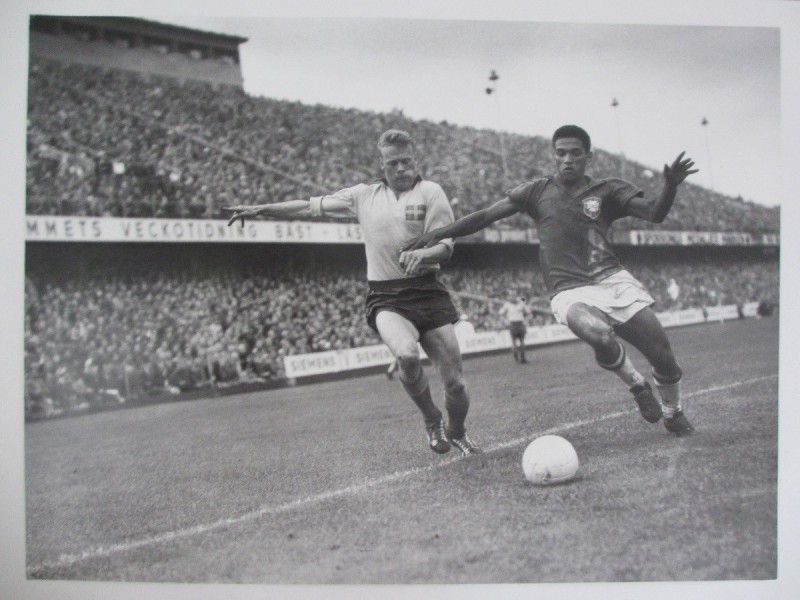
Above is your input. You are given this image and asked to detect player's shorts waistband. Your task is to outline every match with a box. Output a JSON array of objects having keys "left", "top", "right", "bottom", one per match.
[{"left": 367, "top": 272, "right": 437, "bottom": 291}]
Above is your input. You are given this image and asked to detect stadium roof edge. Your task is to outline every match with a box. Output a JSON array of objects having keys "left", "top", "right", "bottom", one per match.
[{"left": 31, "top": 15, "right": 249, "bottom": 46}]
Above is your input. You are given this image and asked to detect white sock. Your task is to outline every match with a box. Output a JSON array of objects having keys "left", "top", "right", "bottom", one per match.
[
  {"left": 612, "top": 350, "right": 646, "bottom": 389},
  {"left": 655, "top": 379, "right": 682, "bottom": 416}
]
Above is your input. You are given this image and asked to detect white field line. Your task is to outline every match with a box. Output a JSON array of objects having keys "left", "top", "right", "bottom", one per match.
[
  {"left": 27, "top": 374, "right": 777, "bottom": 575},
  {"left": 660, "top": 373, "right": 778, "bottom": 478}
]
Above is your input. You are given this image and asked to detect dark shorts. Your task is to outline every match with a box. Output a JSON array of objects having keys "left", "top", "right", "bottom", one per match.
[
  {"left": 366, "top": 272, "right": 459, "bottom": 335},
  {"left": 509, "top": 321, "right": 526, "bottom": 340}
]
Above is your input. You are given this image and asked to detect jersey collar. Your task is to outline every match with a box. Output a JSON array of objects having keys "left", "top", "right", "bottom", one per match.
[
  {"left": 375, "top": 175, "right": 423, "bottom": 188},
  {"left": 551, "top": 174, "right": 603, "bottom": 197}
]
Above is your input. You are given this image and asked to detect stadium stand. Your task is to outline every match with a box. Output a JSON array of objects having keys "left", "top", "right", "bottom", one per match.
[
  {"left": 23, "top": 19, "right": 780, "bottom": 419},
  {"left": 24, "top": 243, "right": 779, "bottom": 419},
  {"left": 26, "top": 56, "right": 779, "bottom": 233}
]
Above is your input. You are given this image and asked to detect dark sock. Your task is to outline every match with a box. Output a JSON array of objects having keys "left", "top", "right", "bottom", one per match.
[
  {"left": 445, "top": 389, "right": 470, "bottom": 438},
  {"left": 400, "top": 366, "right": 441, "bottom": 427}
]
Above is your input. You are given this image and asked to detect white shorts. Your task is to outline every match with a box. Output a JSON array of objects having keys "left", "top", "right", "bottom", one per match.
[{"left": 550, "top": 270, "right": 654, "bottom": 326}]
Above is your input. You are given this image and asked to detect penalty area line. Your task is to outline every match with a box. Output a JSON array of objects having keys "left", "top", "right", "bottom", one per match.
[{"left": 27, "top": 373, "right": 777, "bottom": 575}]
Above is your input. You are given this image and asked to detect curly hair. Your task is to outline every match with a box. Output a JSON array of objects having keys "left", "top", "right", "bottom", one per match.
[{"left": 552, "top": 125, "right": 591, "bottom": 152}]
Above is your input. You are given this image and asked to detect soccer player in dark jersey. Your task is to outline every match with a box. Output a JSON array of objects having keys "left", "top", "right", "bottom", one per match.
[
  {"left": 403, "top": 124, "right": 697, "bottom": 436},
  {"left": 224, "top": 129, "right": 481, "bottom": 455}
]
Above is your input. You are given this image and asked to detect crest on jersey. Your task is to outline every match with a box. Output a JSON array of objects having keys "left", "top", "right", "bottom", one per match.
[
  {"left": 405, "top": 204, "right": 426, "bottom": 221},
  {"left": 582, "top": 197, "right": 602, "bottom": 220}
]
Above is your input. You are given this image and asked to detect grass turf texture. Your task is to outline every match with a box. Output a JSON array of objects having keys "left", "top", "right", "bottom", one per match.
[{"left": 25, "top": 317, "right": 778, "bottom": 583}]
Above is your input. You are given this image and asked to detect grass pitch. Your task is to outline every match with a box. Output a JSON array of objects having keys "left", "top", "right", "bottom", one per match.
[{"left": 25, "top": 317, "right": 779, "bottom": 584}]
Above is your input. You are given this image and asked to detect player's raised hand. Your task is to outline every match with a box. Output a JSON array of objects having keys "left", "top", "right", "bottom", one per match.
[
  {"left": 223, "top": 205, "right": 259, "bottom": 227},
  {"left": 663, "top": 152, "right": 699, "bottom": 187},
  {"left": 400, "top": 231, "right": 439, "bottom": 252}
]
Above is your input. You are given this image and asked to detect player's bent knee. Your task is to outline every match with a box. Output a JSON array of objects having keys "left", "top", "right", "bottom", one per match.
[
  {"left": 597, "top": 326, "right": 617, "bottom": 347},
  {"left": 654, "top": 362, "right": 682, "bottom": 384},
  {"left": 581, "top": 322, "right": 616, "bottom": 350},
  {"left": 566, "top": 306, "right": 615, "bottom": 349},
  {"left": 396, "top": 352, "right": 421, "bottom": 374},
  {"left": 444, "top": 377, "right": 466, "bottom": 397}
]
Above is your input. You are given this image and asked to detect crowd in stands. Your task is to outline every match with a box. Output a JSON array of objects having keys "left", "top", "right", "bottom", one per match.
[
  {"left": 24, "top": 251, "right": 779, "bottom": 419},
  {"left": 23, "top": 55, "right": 781, "bottom": 419},
  {"left": 26, "top": 57, "right": 779, "bottom": 234}
]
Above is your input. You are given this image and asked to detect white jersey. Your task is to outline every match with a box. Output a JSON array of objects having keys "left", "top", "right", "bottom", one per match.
[
  {"left": 311, "top": 179, "right": 454, "bottom": 281},
  {"left": 499, "top": 301, "right": 528, "bottom": 323}
]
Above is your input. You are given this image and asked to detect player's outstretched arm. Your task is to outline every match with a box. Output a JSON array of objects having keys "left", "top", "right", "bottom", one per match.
[
  {"left": 224, "top": 200, "right": 312, "bottom": 227},
  {"left": 628, "top": 152, "right": 698, "bottom": 223},
  {"left": 224, "top": 194, "right": 354, "bottom": 227},
  {"left": 401, "top": 197, "right": 520, "bottom": 251}
]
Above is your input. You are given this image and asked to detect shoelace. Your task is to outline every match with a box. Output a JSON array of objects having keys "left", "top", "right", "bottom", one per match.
[
  {"left": 430, "top": 422, "right": 447, "bottom": 444},
  {"left": 451, "top": 434, "right": 472, "bottom": 451}
]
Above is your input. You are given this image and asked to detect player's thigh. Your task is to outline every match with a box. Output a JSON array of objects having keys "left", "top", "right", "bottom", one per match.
[
  {"left": 614, "top": 306, "right": 673, "bottom": 357},
  {"left": 374, "top": 309, "right": 421, "bottom": 358},
  {"left": 420, "top": 323, "right": 463, "bottom": 375},
  {"left": 565, "top": 302, "right": 613, "bottom": 343}
]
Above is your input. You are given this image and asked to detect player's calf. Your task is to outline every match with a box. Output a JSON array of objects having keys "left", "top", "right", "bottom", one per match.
[{"left": 595, "top": 343, "right": 660, "bottom": 422}]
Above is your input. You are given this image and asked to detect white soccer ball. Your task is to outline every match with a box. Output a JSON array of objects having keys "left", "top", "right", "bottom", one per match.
[{"left": 522, "top": 435, "right": 579, "bottom": 485}]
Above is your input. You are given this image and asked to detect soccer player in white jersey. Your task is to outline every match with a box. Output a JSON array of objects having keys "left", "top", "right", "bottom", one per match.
[
  {"left": 499, "top": 292, "right": 530, "bottom": 363},
  {"left": 224, "top": 130, "right": 480, "bottom": 455}
]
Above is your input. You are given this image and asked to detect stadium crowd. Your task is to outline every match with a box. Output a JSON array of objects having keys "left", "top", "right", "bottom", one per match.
[
  {"left": 24, "top": 56, "right": 780, "bottom": 419},
  {"left": 25, "top": 253, "right": 779, "bottom": 419},
  {"left": 27, "top": 57, "right": 779, "bottom": 234}
]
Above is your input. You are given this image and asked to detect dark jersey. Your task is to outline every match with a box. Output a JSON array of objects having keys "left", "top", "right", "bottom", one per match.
[{"left": 507, "top": 176, "right": 643, "bottom": 296}]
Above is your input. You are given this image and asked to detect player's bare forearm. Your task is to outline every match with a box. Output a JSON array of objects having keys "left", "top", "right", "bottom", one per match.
[
  {"left": 655, "top": 152, "right": 698, "bottom": 221},
  {"left": 224, "top": 200, "right": 311, "bottom": 227},
  {"left": 260, "top": 200, "right": 312, "bottom": 219},
  {"left": 417, "top": 243, "right": 451, "bottom": 264},
  {"left": 628, "top": 152, "right": 697, "bottom": 223},
  {"left": 403, "top": 201, "right": 516, "bottom": 251},
  {"left": 442, "top": 209, "right": 497, "bottom": 239},
  {"left": 647, "top": 182, "right": 679, "bottom": 223}
]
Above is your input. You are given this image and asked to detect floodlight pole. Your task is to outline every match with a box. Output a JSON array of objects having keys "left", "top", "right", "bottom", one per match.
[
  {"left": 486, "top": 70, "right": 509, "bottom": 185},
  {"left": 611, "top": 97, "right": 627, "bottom": 177},
  {"left": 701, "top": 117, "right": 715, "bottom": 192}
]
